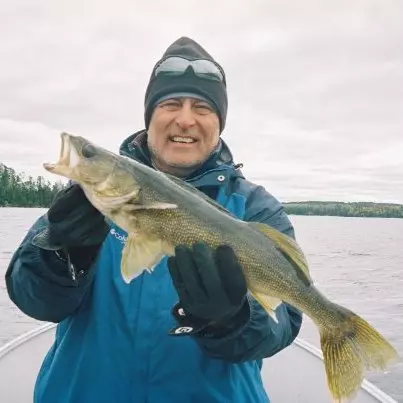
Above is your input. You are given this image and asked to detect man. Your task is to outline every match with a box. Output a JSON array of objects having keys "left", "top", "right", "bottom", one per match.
[{"left": 6, "top": 37, "right": 302, "bottom": 402}]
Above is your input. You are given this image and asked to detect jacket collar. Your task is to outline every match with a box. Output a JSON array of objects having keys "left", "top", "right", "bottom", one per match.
[{"left": 119, "top": 130, "right": 244, "bottom": 187}]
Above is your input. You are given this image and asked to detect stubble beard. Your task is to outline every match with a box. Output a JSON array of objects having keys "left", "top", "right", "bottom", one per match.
[{"left": 148, "top": 144, "right": 203, "bottom": 178}]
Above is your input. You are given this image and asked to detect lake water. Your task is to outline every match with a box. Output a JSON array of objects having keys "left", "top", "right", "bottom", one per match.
[{"left": 0, "top": 208, "right": 402, "bottom": 402}]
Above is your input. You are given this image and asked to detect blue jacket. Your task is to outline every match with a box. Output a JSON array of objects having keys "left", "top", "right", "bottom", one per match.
[{"left": 6, "top": 131, "right": 302, "bottom": 403}]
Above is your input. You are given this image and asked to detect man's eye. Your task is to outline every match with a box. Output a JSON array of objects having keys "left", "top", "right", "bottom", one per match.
[
  {"left": 194, "top": 104, "right": 212, "bottom": 114},
  {"left": 160, "top": 102, "right": 180, "bottom": 110}
]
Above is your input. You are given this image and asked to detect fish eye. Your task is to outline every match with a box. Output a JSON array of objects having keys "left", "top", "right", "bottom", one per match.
[{"left": 82, "top": 144, "right": 96, "bottom": 158}]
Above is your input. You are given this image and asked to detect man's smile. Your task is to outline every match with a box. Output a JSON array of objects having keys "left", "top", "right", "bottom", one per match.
[{"left": 168, "top": 135, "right": 198, "bottom": 145}]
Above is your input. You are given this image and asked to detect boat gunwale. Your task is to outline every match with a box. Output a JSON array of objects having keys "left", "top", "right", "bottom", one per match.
[
  {"left": 0, "top": 323, "right": 397, "bottom": 403},
  {"left": 0, "top": 323, "right": 56, "bottom": 360}
]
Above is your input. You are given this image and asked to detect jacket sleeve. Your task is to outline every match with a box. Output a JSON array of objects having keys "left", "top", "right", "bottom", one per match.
[
  {"left": 5, "top": 214, "right": 95, "bottom": 323},
  {"left": 195, "top": 184, "right": 303, "bottom": 362}
]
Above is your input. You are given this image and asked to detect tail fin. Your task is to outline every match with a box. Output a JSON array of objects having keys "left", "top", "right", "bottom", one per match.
[{"left": 319, "top": 309, "right": 400, "bottom": 402}]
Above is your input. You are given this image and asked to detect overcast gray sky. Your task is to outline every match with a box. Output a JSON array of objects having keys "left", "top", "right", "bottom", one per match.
[{"left": 1, "top": 0, "right": 402, "bottom": 203}]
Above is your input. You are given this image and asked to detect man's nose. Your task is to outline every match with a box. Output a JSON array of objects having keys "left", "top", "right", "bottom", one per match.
[{"left": 175, "top": 102, "right": 196, "bottom": 129}]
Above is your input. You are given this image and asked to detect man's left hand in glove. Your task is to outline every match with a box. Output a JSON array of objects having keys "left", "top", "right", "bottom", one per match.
[{"left": 167, "top": 242, "right": 250, "bottom": 337}]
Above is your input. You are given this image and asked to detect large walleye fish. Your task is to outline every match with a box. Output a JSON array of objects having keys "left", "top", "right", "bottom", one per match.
[{"left": 40, "top": 133, "right": 399, "bottom": 402}]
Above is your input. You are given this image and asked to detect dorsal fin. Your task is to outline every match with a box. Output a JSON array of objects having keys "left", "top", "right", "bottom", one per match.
[{"left": 247, "top": 222, "right": 312, "bottom": 284}]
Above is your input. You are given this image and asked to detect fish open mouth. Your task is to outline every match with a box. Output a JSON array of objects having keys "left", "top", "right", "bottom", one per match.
[{"left": 43, "top": 132, "right": 71, "bottom": 172}]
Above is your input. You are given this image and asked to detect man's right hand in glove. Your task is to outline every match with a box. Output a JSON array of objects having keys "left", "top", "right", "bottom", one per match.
[
  {"left": 34, "top": 183, "right": 109, "bottom": 274},
  {"left": 47, "top": 183, "right": 109, "bottom": 249}
]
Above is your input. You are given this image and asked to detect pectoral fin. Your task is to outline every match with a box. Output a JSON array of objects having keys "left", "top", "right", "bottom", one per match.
[
  {"left": 121, "top": 233, "right": 170, "bottom": 284},
  {"left": 122, "top": 202, "right": 178, "bottom": 212},
  {"left": 90, "top": 188, "right": 140, "bottom": 210},
  {"left": 251, "top": 291, "right": 282, "bottom": 323}
]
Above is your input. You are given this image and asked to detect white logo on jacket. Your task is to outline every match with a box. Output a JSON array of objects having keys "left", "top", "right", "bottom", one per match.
[{"left": 109, "top": 228, "right": 127, "bottom": 244}]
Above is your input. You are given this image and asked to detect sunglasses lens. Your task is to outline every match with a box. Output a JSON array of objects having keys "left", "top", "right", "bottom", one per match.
[
  {"left": 154, "top": 57, "right": 189, "bottom": 76},
  {"left": 192, "top": 60, "right": 224, "bottom": 82},
  {"left": 154, "top": 57, "right": 224, "bottom": 82}
]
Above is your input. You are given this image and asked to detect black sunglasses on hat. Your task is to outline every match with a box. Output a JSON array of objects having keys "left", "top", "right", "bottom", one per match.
[{"left": 154, "top": 56, "right": 225, "bottom": 83}]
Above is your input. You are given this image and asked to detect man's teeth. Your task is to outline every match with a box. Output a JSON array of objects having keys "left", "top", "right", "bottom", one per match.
[{"left": 171, "top": 136, "right": 195, "bottom": 143}]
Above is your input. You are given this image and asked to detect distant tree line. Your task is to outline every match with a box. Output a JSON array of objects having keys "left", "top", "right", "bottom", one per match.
[
  {"left": 284, "top": 201, "right": 403, "bottom": 219},
  {"left": 2, "top": 162, "right": 403, "bottom": 217},
  {"left": 0, "top": 163, "right": 64, "bottom": 207}
]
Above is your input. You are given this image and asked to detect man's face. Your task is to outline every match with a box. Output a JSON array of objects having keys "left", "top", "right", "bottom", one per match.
[{"left": 147, "top": 97, "right": 220, "bottom": 177}]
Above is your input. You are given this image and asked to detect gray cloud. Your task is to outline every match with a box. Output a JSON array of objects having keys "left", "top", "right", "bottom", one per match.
[{"left": 1, "top": 0, "right": 402, "bottom": 201}]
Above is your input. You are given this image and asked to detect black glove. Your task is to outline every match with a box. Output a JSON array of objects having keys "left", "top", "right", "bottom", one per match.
[
  {"left": 47, "top": 183, "right": 109, "bottom": 273},
  {"left": 167, "top": 242, "right": 249, "bottom": 337}
]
